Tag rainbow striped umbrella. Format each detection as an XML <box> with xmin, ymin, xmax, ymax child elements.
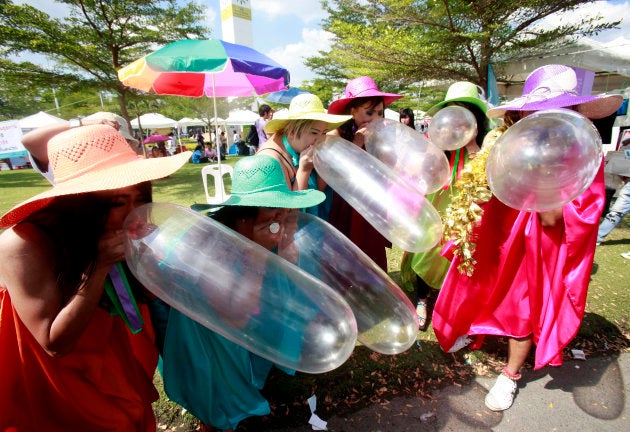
<box><xmin>118</xmin><ymin>39</ymin><xmax>289</xmax><ymax>98</ymax></box>
<box><xmin>119</xmin><ymin>39</ymin><xmax>290</xmax><ymax>172</ymax></box>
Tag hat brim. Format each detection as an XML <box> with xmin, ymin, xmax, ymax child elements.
<box><xmin>487</xmin><ymin>94</ymin><xmax>622</xmax><ymax>119</ymax></box>
<box><xmin>264</xmin><ymin>112</ymin><xmax>352</xmax><ymax>134</ymax></box>
<box><xmin>327</xmin><ymin>93</ymin><xmax>403</xmax><ymax>115</ymax></box>
<box><xmin>427</xmin><ymin>97</ymin><xmax>488</xmax><ymax>116</ymax></box>
<box><xmin>0</xmin><ymin>151</ymin><xmax>192</xmax><ymax>228</ymax></box>
<box><xmin>191</xmin><ymin>188</ymin><xmax>325</xmax><ymax>211</ymax></box>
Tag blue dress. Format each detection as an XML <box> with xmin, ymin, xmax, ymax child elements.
<box><xmin>153</xmin><ymin>269</ymin><xmax>309</xmax><ymax>430</ymax></box>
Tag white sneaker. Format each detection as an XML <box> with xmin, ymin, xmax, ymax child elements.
<box><xmin>621</xmin><ymin>251</ymin><xmax>630</xmax><ymax>259</ymax></box>
<box><xmin>447</xmin><ymin>335</ymin><xmax>472</xmax><ymax>353</ymax></box>
<box><xmin>485</xmin><ymin>374</ymin><xmax>517</xmax><ymax>411</ymax></box>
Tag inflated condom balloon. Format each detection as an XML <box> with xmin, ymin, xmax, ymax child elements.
<box><xmin>313</xmin><ymin>136</ymin><xmax>443</xmax><ymax>253</ymax></box>
<box><xmin>428</xmin><ymin>105</ymin><xmax>477</xmax><ymax>151</ymax></box>
<box><xmin>277</xmin><ymin>211</ymin><xmax>419</xmax><ymax>354</ymax></box>
<box><xmin>124</xmin><ymin>202</ymin><xmax>358</xmax><ymax>374</ymax></box>
<box><xmin>364</xmin><ymin>118</ymin><xmax>450</xmax><ymax>194</ymax></box>
<box><xmin>486</xmin><ymin>109</ymin><xmax>602</xmax><ymax>212</ymax></box>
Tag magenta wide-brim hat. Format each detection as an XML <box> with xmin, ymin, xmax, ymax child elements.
<box><xmin>327</xmin><ymin>76</ymin><xmax>403</xmax><ymax>114</ymax></box>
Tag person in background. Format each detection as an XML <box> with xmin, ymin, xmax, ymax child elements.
<box><xmin>597</xmin><ymin>137</ymin><xmax>630</xmax><ymax>246</ymax></box>
<box><xmin>154</xmin><ymin>155</ymin><xmax>326</xmax><ymax>432</ymax></box>
<box><xmin>399</xmin><ymin>108</ymin><xmax>416</xmax><ymax>129</ymax></box>
<box><xmin>400</xmin><ymin>82</ymin><xmax>489</xmax><ymax>330</ymax></box>
<box><xmin>204</xmin><ymin>143</ymin><xmax>217</xmax><ymax>162</ymax></box>
<box><xmin>219</xmin><ymin>131</ymin><xmax>228</xmax><ymax>160</ymax></box>
<box><xmin>233</xmin><ymin>129</ymin><xmax>241</xmax><ymax>144</ymax></box>
<box><xmin>326</xmin><ymin>76</ymin><xmax>403</xmax><ymax>271</ymax></box>
<box><xmin>432</xmin><ymin>64</ymin><xmax>622</xmax><ymax>412</ymax></box>
<box><xmin>0</xmin><ymin>125</ymin><xmax>190</xmax><ymax>430</ymax></box>
<box><xmin>192</xmin><ymin>144</ymin><xmax>207</xmax><ymax>164</ymax></box>
<box><xmin>21</xmin><ymin>112</ymin><xmax>141</xmax><ymax>183</ymax></box>
<box><xmin>256</xmin><ymin>104</ymin><xmax>274</xmax><ymax>146</ymax></box>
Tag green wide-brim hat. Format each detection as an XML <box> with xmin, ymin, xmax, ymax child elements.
<box><xmin>195</xmin><ymin>155</ymin><xmax>325</xmax><ymax>210</ymax></box>
<box><xmin>427</xmin><ymin>81</ymin><xmax>488</xmax><ymax>116</ymax></box>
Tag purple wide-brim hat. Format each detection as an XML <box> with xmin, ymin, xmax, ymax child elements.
<box><xmin>487</xmin><ymin>64</ymin><xmax>622</xmax><ymax>120</ymax></box>
<box><xmin>327</xmin><ymin>76</ymin><xmax>403</xmax><ymax>114</ymax></box>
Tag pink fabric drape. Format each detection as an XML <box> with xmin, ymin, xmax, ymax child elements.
<box><xmin>433</xmin><ymin>161</ymin><xmax>605</xmax><ymax>369</ymax></box>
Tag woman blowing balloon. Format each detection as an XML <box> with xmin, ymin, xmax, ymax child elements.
<box><xmin>400</xmin><ymin>82</ymin><xmax>489</xmax><ymax>330</ymax></box>
<box><xmin>258</xmin><ymin>93</ymin><xmax>350</xmax><ymax>219</ymax></box>
<box><xmin>432</xmin><ymin>65</ymin><xmax>622</xmax><ymax>412</ymax></box>
<box><xmin>0</xmin><ymin>125</ymin><xmax>190</xmax><ymax>430</ymax></box>
<box><xmin>153</xmin><ymin>155</ymin><xmax>328</xmax><ymax>432</ymax></box>
<box><xmin>326</xmin><ymin>76</ymin><xmax>403</xmax><ymax>270</ymax></box>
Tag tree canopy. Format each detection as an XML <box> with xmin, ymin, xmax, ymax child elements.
<box><xmin>0</xmin><ymin>0</ymin><xmax>209</xmax><ymax>121</ymax></box>
<box><xmin>306</xmin><ymin>0</ymin><xmax>620</xmax><ymax>103</ymax></box>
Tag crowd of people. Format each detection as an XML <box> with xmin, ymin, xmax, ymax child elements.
<box><xmin>0</xmin><ymin>64</ymin><xmax>626</xmax><ymax>430</ymax></box>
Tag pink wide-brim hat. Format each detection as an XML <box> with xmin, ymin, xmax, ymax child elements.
<box><xmin>327</xmin><ymin>76</ymin><xmax>403</xmax><ymax>114</ymax></box>
<box><xmin>486</xmin><ymin>64</ymin><xmax>622</xmax><ymax>120</ymax></box>
<box><xmin>1</xmin><ymin>125</ymin><xmax>191</xmax><ymax>228</ymax></box>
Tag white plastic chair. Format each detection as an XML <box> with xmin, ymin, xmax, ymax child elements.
<box><xmin>201</xmin><ymin>164</ymin><xmax>233</xmax><ymax>204</ymax></box>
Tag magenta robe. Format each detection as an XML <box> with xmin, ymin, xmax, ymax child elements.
<box><xmin>433</xmin><ymin>162</ymin><xmax>605</xmax><ymax>369</ymax></box>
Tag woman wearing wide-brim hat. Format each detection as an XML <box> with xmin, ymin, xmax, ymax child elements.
<box><xmin>0</xmin><ymin>124</ymin><xmax>190</xmax><ymax>430</ymax></box>
<box><xmin>155</xmin><ymin>154</ymin><xmax>326</xmax><ymax>432</ymax></box>
<box><xmin>258</xmin><ymin>93</ymin><xmax>350</xmax><ymax>195</ymax></box>
<box><xmin>325</xmin><ymin>76</ymin><xmax>403</xmax><ymax>271</ymax></box>
<box><xmin>432</xmin><ymin>64</ymin><xmax>623</xmax><ymax>413</ymax></box>
<box><xmin>400</xmin><ymin>81</ymin><xmax>490</xmax><ymax>330</ymax></box>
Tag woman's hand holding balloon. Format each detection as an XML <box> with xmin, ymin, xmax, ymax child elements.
<box><xmin>96</xmin><ymin>229</ymin><xmax>125</xmax><ymax>270</ymax></box>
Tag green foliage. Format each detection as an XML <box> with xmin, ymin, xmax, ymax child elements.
<box><xmin>0</xmin><ymin>0</ymin><xmax>210</xmax><ymax>121</ymax></box>
<box><xmin>312</xmin><ymin>0</ymin><xmax>621</xmax><ymax>89</ymax></box>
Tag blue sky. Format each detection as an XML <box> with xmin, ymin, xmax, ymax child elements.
<box><xmin>16</xmin><ymin>0</ymin><xmax>630</xmax><ymax>86</ymax></box>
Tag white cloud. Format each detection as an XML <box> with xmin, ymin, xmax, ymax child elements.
<box><xmin>265</xmin><ymin>28</ymin><xmax>334</xmax><ymax>85</ymax></box>
<box><xmin>533</xmin><ymin>1</ymin><xmax>630</xmax><ymax>43</ymax></box>
<box><xmin>251</xmin><ymin>0</ymin><xmax>326</xmax><ymax>23</ymax></box>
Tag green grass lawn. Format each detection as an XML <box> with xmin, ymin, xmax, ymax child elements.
<box><xmin>1</xmin><ymin>162</ymin><xmax>628</xmax><ymax>431</ymax></box>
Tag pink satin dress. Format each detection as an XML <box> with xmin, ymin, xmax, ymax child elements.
<box><xmin>433</xmin><ymin>162</ymin><xmax>605</xmax><ymax>369</ymax></box>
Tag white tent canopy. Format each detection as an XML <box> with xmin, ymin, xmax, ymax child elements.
<box><xmin>496</xmin><ymin>36</ymin><xmax>630</xmax><ymax>96</ymax></box>
<box><xmin>384</xmin><ymin>108</ymin><xmax>399</xmax><ymax>121</ymax></box>
<box><xmin>18</xmin><ymin>111</ymin><xmax>65</xmax><ymax>130</ymax></box>
<box><xmin>177</xmin><ymin>117</ymin><xmax>206</xmax><ymax>127</ymax></box>
<box><xmin>131</xmin><ymin>113</ymin><xmax>178</xmax><ymax>129</ymax></box>
<box><xmin>224</xmin><ymin>109</ymin><xmax>259</xmax><ymax>126</ymax></box>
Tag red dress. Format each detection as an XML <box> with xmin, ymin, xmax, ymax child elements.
<box><xmin>433</xmin><ymin>162</ymin><xmax>605</xmax><ymax>369</ymax></box>
<box><xmin>329</xmin><ymin>190</ymin><xmax>391</xmax><ymax>271</ymax></box>
<box><xmin>0</xmin><ymin>287</ymin><xmax>159</xmax><ymax>431</ymax></box>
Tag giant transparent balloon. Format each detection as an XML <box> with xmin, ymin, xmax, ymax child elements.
<box><xmin>364</xmin><ymin>118</ymin><xmax>450</xmax><ymax>193</ymax></box>
<box><xmin>278</xmin><ymin>211</ymin><xmax>418</xmax><ymax>354</ymax></box>
<box><xmin>428</xmin><ymin>105</ymin><xmax>477</xmax><ymax>151</ymax></box>
<box><xmin>314</xmin><ymin>136</ymin><xmax>443</xmax><ymax>253</ymax></box>
<box><xmin>124</xmin><ymin>203</ymin><xmax>358</xmax><ymax>374</ymax></box>
<box><xmin>486</xmin><ymin>109</ymin><xmax>602</xmax><ymax>212</ymax></box>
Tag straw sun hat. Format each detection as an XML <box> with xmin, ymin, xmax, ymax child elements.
<box><xmin>264</xmin><ymin>94</ymin><xmax>351</xmax><ymax>134</ymax></box>
<box><xmin>83</xmin><ymin>111</ymin><xmax>139</xmax><ymax>145</ymax></box>
<box><xmin>193</xmin><ymin>154</ymin><xmax>325</xmax><ymax>211</ymax></box>
<box><xmin>327</xmin><ymin>76</ymin><xmax>403</xmax><ymax>115</ymax></box>
<box><xmin>486</xmin><ymin>64</ymin><xmax>623</xmax><ymax>120</ymax></box>
<box><xmin>0</xmin><ymin>124</ymin><xmax>191</xmax><ymax>228</ymax></box>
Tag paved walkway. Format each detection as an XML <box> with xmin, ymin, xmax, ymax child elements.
<box><xmin>268</xmin><ymin>352</ymin><xmax>630</xmax><ymax>431</ymax></box>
